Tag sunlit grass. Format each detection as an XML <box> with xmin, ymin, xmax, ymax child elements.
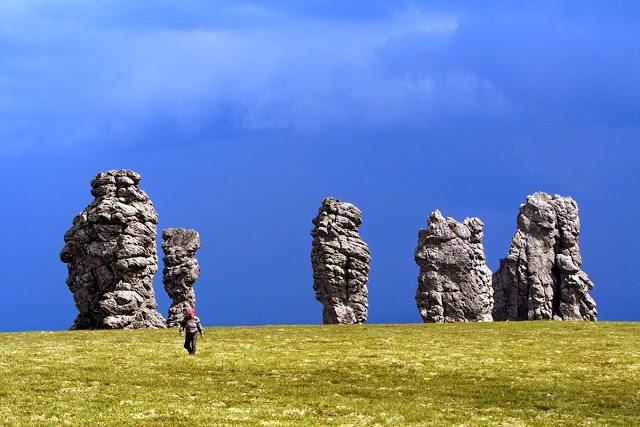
<box><xmin>1</xmin><ymin>322</ymin><xmax>639</xmax><ymax>426</ymax></box>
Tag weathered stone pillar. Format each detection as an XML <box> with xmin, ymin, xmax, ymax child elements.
<box><xmin>492</xmin><ymin>192</ymin><xmax>597</xmax><ymax>321</ymax></box>
<box><xmin>311</xmin><ymin>197</ymin><xmax>371</xmax><ymax>324</ymax></box>
<box><xmin>162</xmin><ymin>228</ymin><xmax>201</xmax><ymax>327</ymax></box>
<box><xmin>415</xmin><ymin>210</ymin><xmax>493</xmax><ymax>322</ymax></box>
<box><xmin>60</xmin><ymin>170</ymin><xmax>166</xmax><ymax>329</ymax></box>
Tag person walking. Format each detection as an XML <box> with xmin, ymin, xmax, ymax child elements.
<box><xmin>179</xmin><ymin>308</ymin><xmax>203</xmax><ymax>355</ymax></box>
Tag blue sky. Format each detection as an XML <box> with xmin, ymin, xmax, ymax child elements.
<box><xmin>0</xmin><ymin>1</ymin><xmax>638</xmax><ymax>331</ymax></box>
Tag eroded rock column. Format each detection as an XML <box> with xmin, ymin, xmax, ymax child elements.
<box><xmin>415</xmin><ymin>210</ymin><xmax>493</xmax><ymax>322</ymax></box>
<box><xmin>492</xmin><ymin>192</ymin><xmax>597</xmax><ymax>321</ymax></box>
<box><xmin>60</xmin><ymin>170</ymin><xmax>166</xmax><ymax>329</ymax></box>
<box><xmin>162</xmin><ymin>228</ymin><xmax>201</xmax><ymax>327</ymax></box>
<box><xmin>311</xmin><ymin>197</ymin><xmax>371</xmax><ymax>324</ymax></box>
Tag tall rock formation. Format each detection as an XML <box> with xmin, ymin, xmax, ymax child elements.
<box><xmin>311</xmin><ymin>197</ymin><xmax>371</xmax><ymax>324</ymax></box>
<box><xmin>60</xmin><ymin>170</ymin><xmax>166</xmax><ymax>329</ymax></box>
<box><xmin>493</xmin><ymin>192</ymin><xmax>597</xmax><ymax>321</ymax></box>
<box><xmin>414</xmin><ymin>210</ymin><xmax>493</xmax><ymax>323</ymax></box>
<box><xmin>162</xmin><ymin>228</ymin><xmax>201</xmax><ymax>327</ymax></box>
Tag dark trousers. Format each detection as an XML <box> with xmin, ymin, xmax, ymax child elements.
<box><xmin>184</xmin><ymin>332</ymin><xmax>197</xmax><ymax>354</ymax></box>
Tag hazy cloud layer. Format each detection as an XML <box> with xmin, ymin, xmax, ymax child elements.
<box><xmin>0</xmin><ymin>1</ymin><xmax>637</xmax><ymax>154</ymax></box>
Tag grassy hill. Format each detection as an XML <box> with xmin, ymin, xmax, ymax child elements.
<box><xmin>0</xmin><ymin>322</ymin><xmax>639</xmax><ymax>426</ymax></box>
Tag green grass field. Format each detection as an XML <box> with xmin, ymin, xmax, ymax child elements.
<box><xmin>1</xmin><ymin>322</ymin><xmax>639</xmax><ymax>426</ymax></box>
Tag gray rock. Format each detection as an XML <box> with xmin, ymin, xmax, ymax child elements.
<box><xmin>311</xmin><ymin>197</ymin><xmax>371</xmax><ymax>324</ymax></box>
<box><xmin>60</xmin><ymin>170</ymin><xmax>166</xmax><ymax>329</ymax></box>
<box><xmin>414</xmin><ymin>210</ymin><xmax>494</xmax><ymax>323</ymax></box>
<box><xmin>162</xmin><ymin>228</ymin><xmax>201</xmax><ymax>327</ymax></box>
<box><xmin>493</xmin><ymin>192</ymin><xmax>597</xmax><ymax>321</ymax></box>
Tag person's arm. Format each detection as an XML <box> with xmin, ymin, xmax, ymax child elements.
<box><xmin>178</xmin><ymin>318</ymin><xmax>185</xmax><ymax>334</ymax></box>
<box><xmin>196</xmin><ymin>317</ymin><xmax>203</xmax><ymax>336</ymax></box>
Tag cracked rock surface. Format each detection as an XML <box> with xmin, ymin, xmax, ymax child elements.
<box><xmin>60</xmin><ymin>170</ymin><xmax>166</xmax><ymax>329</ymax></box>
<box><xmin>493</xmin><ymin>192</ymin><xmax>597</xmax><ymax>321</ymax></box>
<box><xmin>414</xmin><ymin>210</ymin><xmax>494</xmax><ymax>323</ymax></box>
<box><xmin>162</xmin><ymin>228</ymin><xmax>201</xmax><ymax>327</ymax></box>
<box><xmin>311</xmin><ymin>197</ymin><xmax>371</xmax><ymax>324</ymax></box>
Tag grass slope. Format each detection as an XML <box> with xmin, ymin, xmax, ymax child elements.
<box><xmin>0</xmin><ymin>322</ymin><xmax>639</xmax><ymax>426</ymax></box>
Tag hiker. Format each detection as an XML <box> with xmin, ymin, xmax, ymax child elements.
<box><xmin>179</xmin><ymin>308</ymin><xmax>203</xmax><ymax>355</ymax></box>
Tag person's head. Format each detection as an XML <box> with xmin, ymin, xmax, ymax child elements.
<box><xmin>185</xmin><ymin>308</ymin><xmax>195</xmax><ymax>318</ymax></box>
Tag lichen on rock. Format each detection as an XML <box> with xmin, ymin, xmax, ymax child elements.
<box><xmin>492</xmin><ymin>192</ymin><xmax>597</xmax><ymax>321</ymax></box>
<box><xmin>60</xmin><ymin>170</ymin><xmax>166</xmax><ymax>329</ymax></box>
<box><xmin>311</xmin><ymin>197</ymin><xmax>371</xmax><ymax>324</ymax></box>
<box><xmin>414</xmin><ymin>210</ymin><xmax>494</xmax><ymax>323</ymax></box>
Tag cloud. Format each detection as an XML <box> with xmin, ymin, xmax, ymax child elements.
<box><xmin>0</xmin><ymin>2</ymin><xmax>636</xmax><ymax>155</ymax></box>
<box><xmin>0</xmin><ymin>2</ymin><xmax>503</xmax><ymax>154</ymax></box>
